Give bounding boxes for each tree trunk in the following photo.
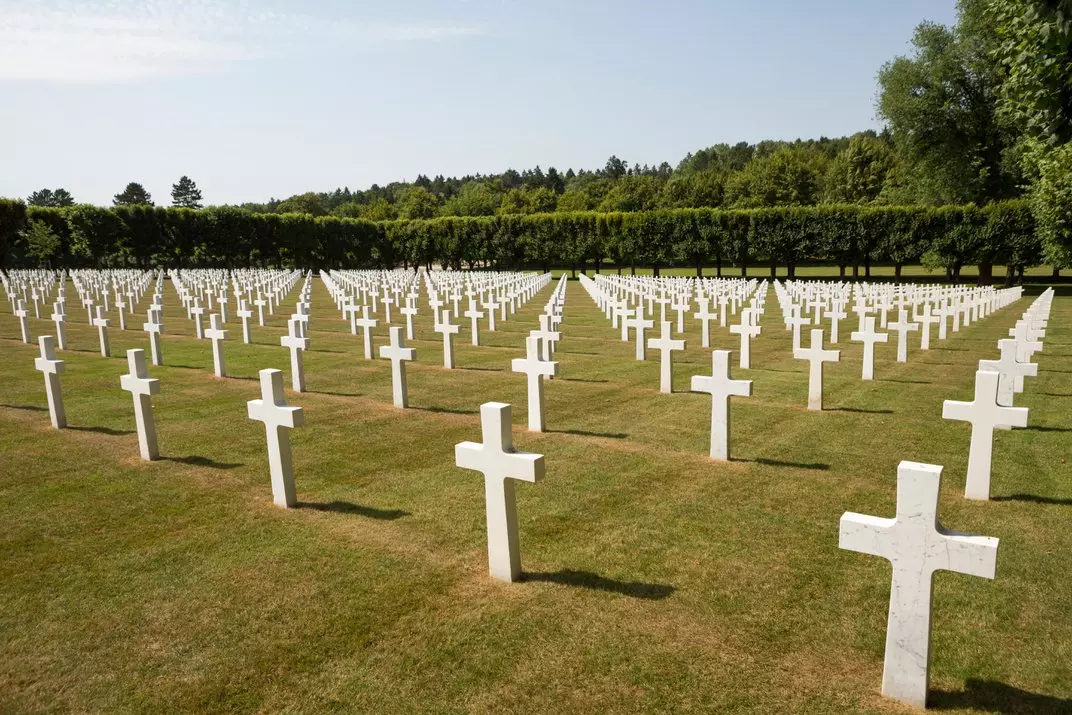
[595,257,602,274]
[769,261,777,279]
[696,261,703,278]
[570,262,577,279]
[653,264,661,277]
[977,262,993,286]
[839,264,846,279]
[852,263,859,279]
[1018,265,1026,283]
[864,256,871,279]
[1004,264,1014,287]
[894,264,902,279]
[716,257,723,277]
[617,264,622,276]
[631,263,636,276]
[1053,267,1061,279]
[741,262,748,278]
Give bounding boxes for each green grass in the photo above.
[0,277,1069,713]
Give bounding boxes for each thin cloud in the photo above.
[0,1,485,82]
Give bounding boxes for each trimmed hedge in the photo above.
[0,199,1040,283]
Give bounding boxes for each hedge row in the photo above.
[0,199,1041,282]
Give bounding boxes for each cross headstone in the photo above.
[93,305,111,357]
[511,336,557,431]
[34,335,66,429]
[850,316,888,381]
[627,307,654,361]
[464,303,484,347]
[400,301,418,341]
[455,402,544,582]
[247,368,304,508]
[647,321,686,394]
[50,302,67,350]
[942,370,1028,500]
[14,299,29,343]
[120,348,160,460]
[143,308,164,366]
[916,304,938,350]
[694,298,715,349]
[355,305,378,360]
[887,309,919,363]
[691,349,752,460]
[379,326,416,408]
[979,339,1037,406]
[729,308,760,369]
[435,309,459,369]
[190,298,205,339]
[205,313,229,377]
[839,460,998,709]
[794,328,839,411]
[280,318,309,392]
[236,299,253,344]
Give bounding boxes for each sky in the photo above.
[0,0,958,206]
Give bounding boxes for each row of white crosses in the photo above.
[838,288,1054,709]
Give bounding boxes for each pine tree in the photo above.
[171,176,203,208]
[113,182,153,206]
[27,188,76,207]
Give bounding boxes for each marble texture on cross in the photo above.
[205,313,229,377]
[629,307,655,361]
[247,368,304,508]
[647,320,686,394]
[694,298,715,348]
[93,305,111,357]
[379,326,416,408]
[14,299,30,343]
[850,316,888,381]
[511,336,557,431]
[839,460,998,709]
[729,308,759,369]
[237,299,253,344]
[942,370,1028,500]
[34,335,66,429]
[120,349,161,460]
[143,308,164,366]
[280,317,310,392]
[916,304,939,350]
[691,349,751,460]
[455,402,545,582]
[979,339,1036,406]
[355,305,378,360]
[794,328,839,411]
[190,298,205,339]
[464,303,484,346]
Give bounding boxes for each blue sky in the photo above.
[0,0,957,206]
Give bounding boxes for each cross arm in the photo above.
[839,512,896,561]
[933,530,999,579]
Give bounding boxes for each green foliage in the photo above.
[171,176,203,209]
[19,219,60,266]
[725,146,826,208]
[1032,142,1072,268]
[113,182,154,207]
[395,187,441,220]
[823,135,897,204]
[275,192,327,217]
[27,188,75,207]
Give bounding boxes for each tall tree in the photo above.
[823,134,897,204]
[27,188,75,207]
[171,176,203,208]
[877,1,1021,204]
[113,182,153,206]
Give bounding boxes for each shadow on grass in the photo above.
[879,377,932,385]
[993,493,1072,506]
[413,405,479,416]
[741,457,831,471]
[1025,425,1072,433]
[548,428,628,439]
[557,350,601,356]
[164,455,243,470]
[297,501,409,520]
[930,679,1072,713]
[560,377,610,384]
[0,403,47,412]
[523,569,674,600]
[307,389,364,398]
[68,425,134,436]
[1039,392,1072,397]
[458,366,505,372]
[829,407,894,414]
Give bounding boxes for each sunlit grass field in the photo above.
[0,274,1069,713]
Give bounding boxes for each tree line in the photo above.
[0,199,1045,285]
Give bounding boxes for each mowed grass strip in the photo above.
[0,277,1069,713]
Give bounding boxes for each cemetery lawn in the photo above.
[1,279,1070,714]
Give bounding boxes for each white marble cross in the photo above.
[120,348,161,460]
[379,326,416,408]
[694,298,716,348]
[205,313,229,377]
[691,349,752,460]
[942,370,1028,500]
[143,308,164,366]
[627,307,655,361]
[93,305,111,357]
[850,316,888,380]
[533,314,561,362]
[254,293,267,326]
[887,309,919,363]
[979,339,1037,406]
[916,304,939,350]
[839,460,998,709]
[190,298,205,339]
[464,303,485,346]
[455,402,545,582]
[236,299,253,344]
[247,368,304,508]
[511,336,557,431]
[483,298,499,331]
[50,302,67,350]
[400,301,418,341]
[828,303,846,344]
[647,320,686,393]
[729,308,760,369]
[355,305,378,360]
[435,309,460,369]
[280,317,309,392]
[34,335,66,429]
[786,306,809,352]
[794,328,839,411]
[115,296,128,330]
[15,299,30,343]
